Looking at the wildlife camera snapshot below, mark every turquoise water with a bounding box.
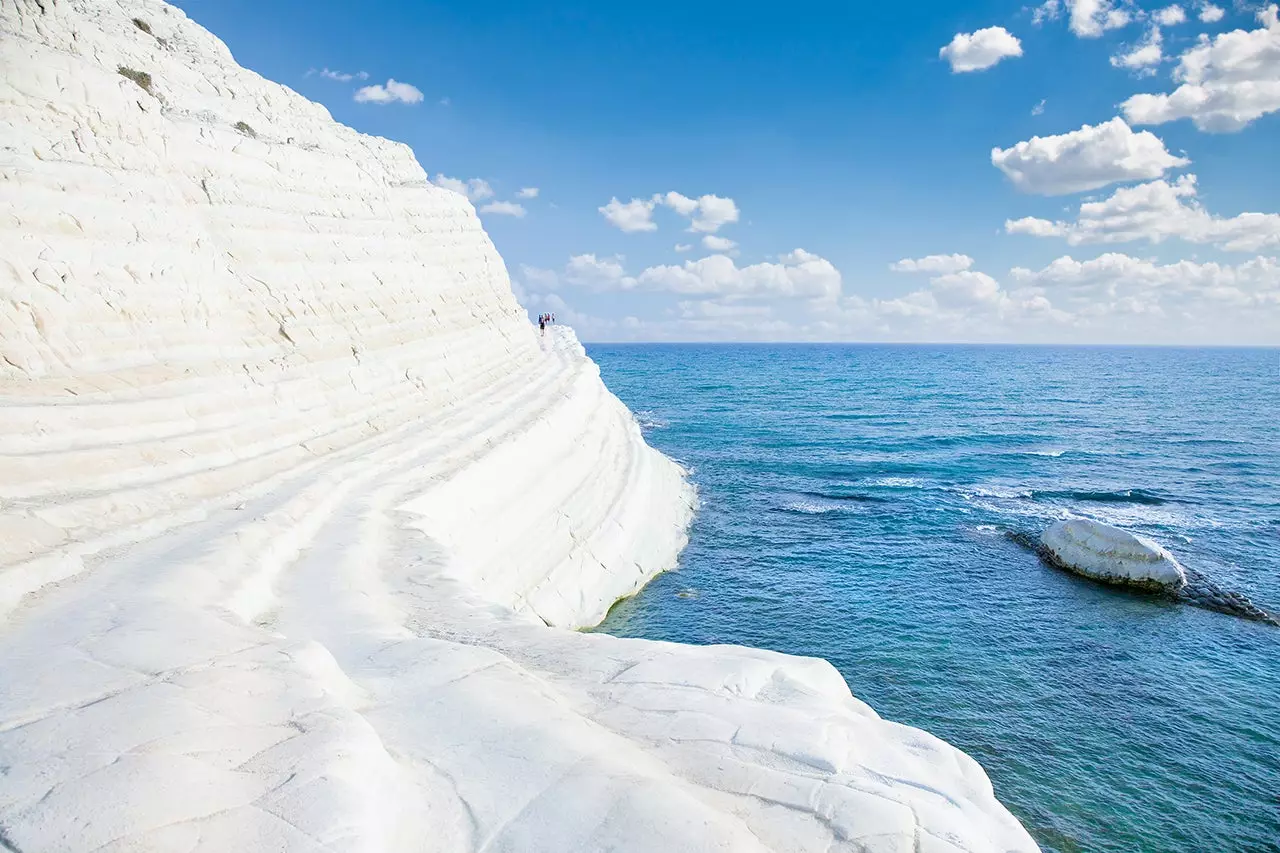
[588,344,1280,853]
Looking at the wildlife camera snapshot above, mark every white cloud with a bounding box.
[1032,0,1062,26]
[1111,26,1165,73]
[1154,5,1187,26]
[555,249,842,301]
[674,243,693,252]
[519,264,559,288]
[658,192,741,233]
[599,197,657,232]
[314,67,367,82]
[1122,5,1280,131]
[1009,253,1280,317]
[991,117,1188,195]
[1198,3,1224,24]
[1005,174,1280,250]
[939,26,1024,72]
[637,250,841,300]
[1032,98,1047,115]
[1067,0,1133,36]
[600,191,741,234]
[702,235,738,251]
[890,254,975,274]
[354,78,425,104]
[565,254,637,290]
[516,187,540,199]
[433,175,495,201]
[479,201,526,217]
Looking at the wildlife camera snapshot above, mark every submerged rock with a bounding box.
[1040,520,1187,590]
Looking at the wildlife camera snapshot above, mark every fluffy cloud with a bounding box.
[991,118,1188,195]
[1111,26,1165,73]
[1154,5,1187,26]
[1198,3,1224,24]
[433,175,495,201]
[600,192,740,233]
[939,26,1024,72]
[890,254,975,274]
[479,201,526,217]
[599,197,657,232]
[656,192,741,233]
[516,187,540,199]
[1067,0,1133,37]
[353,78,424,104]
[551,249,841,301]
[1005,174,1280,250]
[565,254,637,289]
[702,235,738,251]
[637,250,841,300]
[1010,253,1280,314]
[1122,5,1280,131]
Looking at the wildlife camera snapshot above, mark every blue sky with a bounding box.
[173,0,1280,343]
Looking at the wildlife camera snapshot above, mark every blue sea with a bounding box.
[588,343,1280,853]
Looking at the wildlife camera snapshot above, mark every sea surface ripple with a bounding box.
[589,343,1280,853]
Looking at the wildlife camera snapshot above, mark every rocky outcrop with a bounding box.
[0,1,1039,850]
[1040,520,1187,590]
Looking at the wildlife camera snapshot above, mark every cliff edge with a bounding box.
[0,1,1039,850]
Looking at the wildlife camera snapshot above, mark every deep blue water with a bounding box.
[588,343,1280,853]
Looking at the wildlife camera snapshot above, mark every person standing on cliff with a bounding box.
[539,314,546,335]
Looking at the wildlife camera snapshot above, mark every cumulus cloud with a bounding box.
[479,201,526,217]
[1154,5,1187,26]
[1010,253,1280,315]
[600,192,741,233]
[1198,3,1224,23]
[939,26,1024,72]
[1122,5,1280,131]
[991,117,1188,195]
[1005,174,1280,250]
[554,249,842,301]
[599,197,658,232]
[1067,0,1133,36]
[637,250,841,300]
[516,187,540,199]
[565,254,637,290]
[353,78,425,104]
[890,254,975,274]
[1032,0,1062,26]
[433,175,495,201]
[1111,26,1165,73]
[657,192,741,233]
[702,235,738,251]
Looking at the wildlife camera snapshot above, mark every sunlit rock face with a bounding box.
[1041,520,1188,590]
[0,2,1039,851]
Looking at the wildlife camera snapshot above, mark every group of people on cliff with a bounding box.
[538,312,555,333]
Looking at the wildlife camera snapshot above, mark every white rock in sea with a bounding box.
[0,1,1039,850]
[1041,519,1188,590]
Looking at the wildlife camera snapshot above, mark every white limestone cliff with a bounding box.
[0,1,1040,850]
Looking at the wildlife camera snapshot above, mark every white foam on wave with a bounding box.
[865,476,926,488]
[634,410,668,430]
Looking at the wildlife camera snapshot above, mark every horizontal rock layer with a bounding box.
[0,1,1038,850]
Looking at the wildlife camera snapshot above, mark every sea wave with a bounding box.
[634,410,668,430]
[1031,488,1175,506]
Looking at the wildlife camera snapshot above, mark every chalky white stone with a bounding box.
[0,1,1039,850]
[1041,519,1188,590]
